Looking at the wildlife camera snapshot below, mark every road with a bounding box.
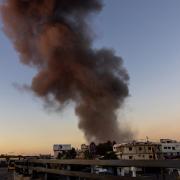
[0,168,14,180]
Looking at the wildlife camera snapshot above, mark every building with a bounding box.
[160,139,180,159]
[113,141,162,160]
[81,144,89,152]
[53,144,71,158]
[76,144,89,159]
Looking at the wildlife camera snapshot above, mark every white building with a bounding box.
[160,139,180,159]
[53,144,71,158]
[113,141,162,160]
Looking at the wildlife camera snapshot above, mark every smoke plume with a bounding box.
[1,0,133,142]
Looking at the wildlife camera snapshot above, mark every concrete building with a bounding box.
[160,139,180,159]
[113,141,162,160]
[76,144,89,159]
[81,144,89,152]
[53,144,71,158]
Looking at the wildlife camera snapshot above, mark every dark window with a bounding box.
[177,152,179,155]
[129,156,133,160]
[149,155,153,159]
[148,147,152,150]
[139,147,142,151]
[164,147,167,149]
[129,147,132,151]
[168,147,171,149]
[172,147,175,150]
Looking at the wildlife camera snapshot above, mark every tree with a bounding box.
[103,151,118,160]
[96,141,113,156]
[67,148,77,159]
[89,142,96,158]
[57,152,64,159]
[84,150,93,160]
[57,148,77,159]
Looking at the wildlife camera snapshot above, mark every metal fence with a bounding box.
[15,159,180,180]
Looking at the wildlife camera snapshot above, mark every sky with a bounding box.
[0,0,180,155]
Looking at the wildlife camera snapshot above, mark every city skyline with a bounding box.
[0,0,180,154]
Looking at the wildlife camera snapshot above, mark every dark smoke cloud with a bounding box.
[1,0,133,142]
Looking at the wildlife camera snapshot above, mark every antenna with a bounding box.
[146,136,149,142]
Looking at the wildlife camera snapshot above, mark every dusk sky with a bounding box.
[0,0,180,155]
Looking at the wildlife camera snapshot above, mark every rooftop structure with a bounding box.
[113,141,162,160]
[53,144,71,158]
[81,144,89,152]
[160,139,180,159]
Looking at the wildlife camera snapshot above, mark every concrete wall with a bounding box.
[14,173,43,180]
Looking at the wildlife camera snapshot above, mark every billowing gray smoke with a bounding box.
[1,0,133,142]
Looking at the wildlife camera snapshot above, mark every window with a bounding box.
[129,147,132,151]
[172,147,175,150]
[149,155,153,159]
[129,156,133,160]
[168,147,171,149]
[148,147,152,151]
[164,147,167,149]
[139,147,142,151]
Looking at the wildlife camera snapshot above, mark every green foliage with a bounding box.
[66,148,77,159]
[103,151,118,160]
[87,141,117,160]
[57,148,77,159]
[96,141,113,156]
[84,150,93,159]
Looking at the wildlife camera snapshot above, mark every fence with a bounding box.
[15,159,180,180]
